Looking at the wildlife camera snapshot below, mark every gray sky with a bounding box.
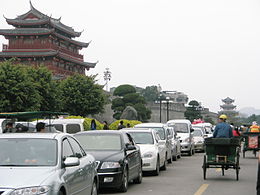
[1,0,260,112]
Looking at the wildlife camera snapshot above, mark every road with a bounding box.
[100,152,258,195]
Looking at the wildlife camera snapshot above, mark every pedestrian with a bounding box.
[90,119,96,130]
[127,123,131,128]
[103,121,109,130]
[117,120,126,130]
[36,122,46,133]
[213,114,233,138]
[3,122,16,133]
[232,126,241,137]
[250,121,260,133]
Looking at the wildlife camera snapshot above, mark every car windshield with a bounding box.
[75,134,122,151]
[193,130,203,137]
[0,138,57,166]
[172,123,189,133]
[146,127,165,140]
[128,132,154,144]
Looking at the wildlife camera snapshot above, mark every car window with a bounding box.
[68,137,84,158]
[67,124,81,134]
[127,132,154,144]
[54,124,63,132]
[172,123,189,133]
[193,130,203,136]
[62,139,74,160]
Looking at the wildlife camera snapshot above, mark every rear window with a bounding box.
[54,124,63,132]
[67,124,81,134]
[172,123,189,133]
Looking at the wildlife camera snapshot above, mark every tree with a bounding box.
[0,61,40,112]
[113,84,136,96]
[28,66,61,111]
[111,84,151,122]
[184,100,202,122]
[59,74,106,116]
[141,85,159,102]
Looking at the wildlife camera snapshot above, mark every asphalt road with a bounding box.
[100,152,258,195]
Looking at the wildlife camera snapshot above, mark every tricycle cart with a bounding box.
[202,138,240,180]
[242,132,260,158]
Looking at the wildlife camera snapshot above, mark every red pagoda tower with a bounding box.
[0,2,96,78]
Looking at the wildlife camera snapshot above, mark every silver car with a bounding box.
[0,133,98,195]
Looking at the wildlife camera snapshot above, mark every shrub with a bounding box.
[109,119,142,130]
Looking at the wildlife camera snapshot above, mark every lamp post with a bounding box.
[103,68,111,91]
[159,94,162,123]
[166,96,170,121]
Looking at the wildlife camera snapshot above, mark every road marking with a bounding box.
[194,184,209,195]
[216,168,221,172]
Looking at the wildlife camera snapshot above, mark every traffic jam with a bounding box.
[0,112,217,195]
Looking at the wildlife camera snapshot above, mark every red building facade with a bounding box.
[0,2,96,78]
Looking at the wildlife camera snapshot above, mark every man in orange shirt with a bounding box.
[250,121,260,133]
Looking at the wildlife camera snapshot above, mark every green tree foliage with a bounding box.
[59,74,106,116]
[184,100,202,122]
[141,85,159,102]
[111,84,151,122]
[28,66,61,111]
[0,61,40,112]
[113,84,136,96]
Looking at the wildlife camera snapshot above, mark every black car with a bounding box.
[74,130,142,192]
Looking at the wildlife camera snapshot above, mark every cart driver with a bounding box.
[213,114,233,138]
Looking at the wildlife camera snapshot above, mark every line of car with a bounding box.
[0,120,213,195]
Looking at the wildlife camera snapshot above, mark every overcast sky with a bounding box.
[1,0,260,112]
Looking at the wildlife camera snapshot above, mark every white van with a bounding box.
[34,118,85,134]
[167,119,195,156]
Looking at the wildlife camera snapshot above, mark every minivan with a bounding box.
[167,119,195,156]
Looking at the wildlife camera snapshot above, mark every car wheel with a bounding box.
[133,164,142,184]
[188,148,192,156]
[91,181,98,195]
[152,157,160,176]
[119,167,128,192]
[161,155,167,171]
[168,152,173,163]
[58,191,64,195]
[172,154,177,161]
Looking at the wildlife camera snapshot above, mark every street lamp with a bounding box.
[103,68,111,91]
[166,96,170,121]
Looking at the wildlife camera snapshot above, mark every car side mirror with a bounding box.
[64,157,80,167]
[190,128,194,133]
[126,143,136,151]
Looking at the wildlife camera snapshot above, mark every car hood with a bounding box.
[87,150,124,162]
[0,166,56,188]
[177,133,190,141]
[137,144,156,155]
[194,136,204,142]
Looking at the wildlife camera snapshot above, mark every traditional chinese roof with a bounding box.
[4,2,81,38]
[222,97,234,104]
[0,28,89,47]
[0,50,96,68]
[220,104,236,110]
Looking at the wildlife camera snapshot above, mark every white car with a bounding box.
[134,123,173,163]
[193,128,205,152]
[121,128,167,176]
[167,127,181,160]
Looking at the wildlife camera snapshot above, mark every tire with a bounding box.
[203,155,207,180]
[172,155,177,161]
[161,155,167,171]
[133,164,142,184]
[168,152,173,163]
[119,167,128,192]
[91,181,98,195]
[152,157,160,176]
[58,191,64,195]
[177,153,181,159]
[188,148,192,156]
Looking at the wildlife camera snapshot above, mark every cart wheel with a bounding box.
[203,155,207,180]
[222,166,225,176]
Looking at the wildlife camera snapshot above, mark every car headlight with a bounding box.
[184,137,190,142]
[10,186,50,195]
[100,162,121,169]
[142,152,154,158]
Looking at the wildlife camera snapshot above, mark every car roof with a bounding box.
[75,130,123,136]
[134,123,166,128]
[121,128,154,133]
[35,118,84,124]
[0,133,66,139]
[167,119,191,124]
